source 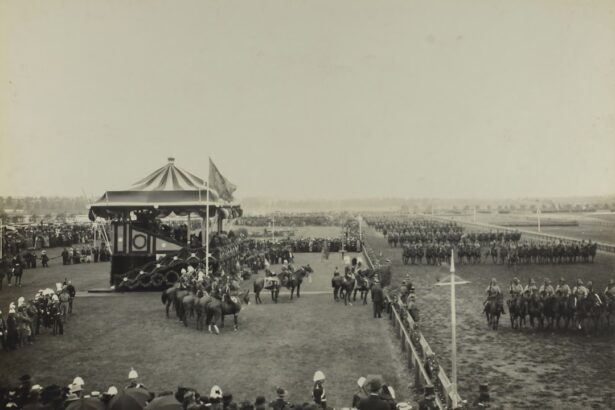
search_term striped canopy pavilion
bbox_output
[88,157,241,221]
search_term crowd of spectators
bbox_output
[236,215,334,227]
[2,224,95,257]
[0,371,419,410]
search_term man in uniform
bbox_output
[508,278,524,298]
[555,278,571,297]
[524,278,538,296]
[539,279,555,298]
[312,371,326,409]
[484,278,504,315]
[604,279,615,302]
[586,281,603,307]
[371,279,384,318]
[572,279,588,307]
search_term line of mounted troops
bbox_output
[486,239,599,265]
[0,280,75,351]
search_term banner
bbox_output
[209,158,237,202]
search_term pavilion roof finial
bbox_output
[168,157,175,163]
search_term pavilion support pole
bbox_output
[205,188,210,274]
[187,214,191,247]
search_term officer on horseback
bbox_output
[524,278,538,295]
[539,279,555,297]
[509,278,524,297]
[484,278,505,315]
[604,279,615,301]
[572,279,588,300]
[586,281,603,307]
[555,278,571,296]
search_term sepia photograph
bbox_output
[1,1,614,409]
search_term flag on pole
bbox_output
[209,158,237,202]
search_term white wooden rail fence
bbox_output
[361,241,463,410]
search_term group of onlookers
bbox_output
[60,246,110,265]
[0,370,425,410]
[236,215,334,227]
[2,223,95,256]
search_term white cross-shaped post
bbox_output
[435,249,470,408]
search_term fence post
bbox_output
[400,328,405,352]
[414,356,422,390]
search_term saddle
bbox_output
[264,277,280,290]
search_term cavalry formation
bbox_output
[366,217,599,267]
[485,278,615,332]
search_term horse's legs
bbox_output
[297,283,300,298]
[233,314,238,331]
[290,286,294,300]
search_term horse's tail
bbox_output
[161,290,168,305]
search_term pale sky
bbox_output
[1,0,614,200]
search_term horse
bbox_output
[333,273,356,306]
[555,294,575,329]
[205,289,250,333]
[195,290,215,331]
[604,297,615,328]
[527,294,544,329]
[161,285,190,319]
[507,295,527,329]
[485,296,502,330]
[179,291,199,327]
[575,294,603,332]
[253,275,281,304]
[280,265,313,299]
[352,274,372,305]
[542,294,558,329]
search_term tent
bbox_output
[88,158,242,221]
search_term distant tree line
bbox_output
[0,196,89,223]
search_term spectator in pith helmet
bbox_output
[72,377,84,388]
[312,371,326,409]
[269,388,290,410]
[210,386,223,410]
[125,367,147,390]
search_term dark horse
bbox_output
[485,296,503,330]
[205,289,250,333]
[575,294,603,332]
[527,294,544,329]
[332,273,356,306]
[555,294,575,329]
[161,285,190,319]
[507,295,527,329]
[542,295,558,329]
[352,273,372,305]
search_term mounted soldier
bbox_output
[539,279,555,298]
[604,279,615,302]
[524,278,538,296]
[555,278,571,297]
[509,278,524,298]
[484,278,505,315]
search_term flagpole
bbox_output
[450,248,458,408]
[205,165,210,275]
